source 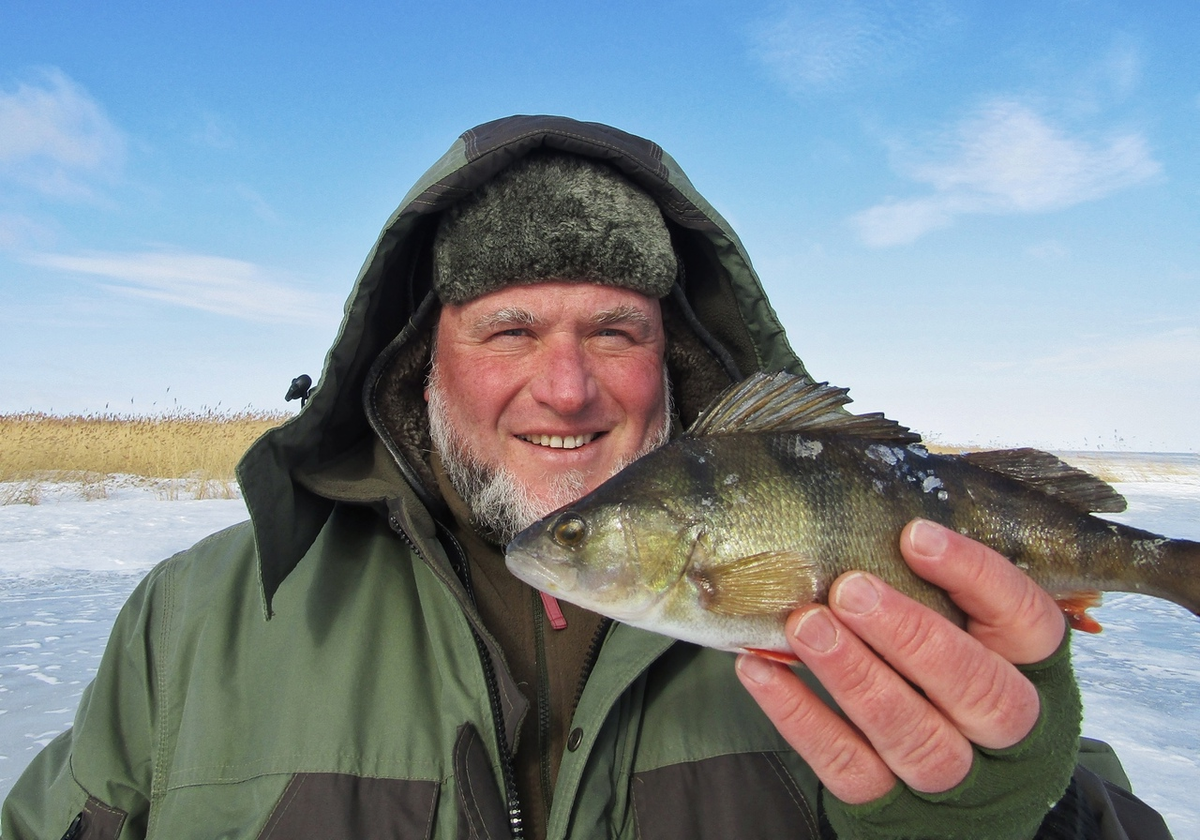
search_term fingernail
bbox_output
[792,608,838,652]
[908,518,948,559]
[835,572,880,615]
[737,654,775,685]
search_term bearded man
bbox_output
[3,117,1171,840]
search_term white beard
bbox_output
[427,365,672,543]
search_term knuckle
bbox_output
[947,657,1040,748]
[895,718,973,793]
[835,650,883,699]
[822,730,869,778]
[1011,579,1057,628]
[953,655,1012,716]
[887,607,942,661]
[745,666,816,729]
[773,687,819,731]
[936,530,1010,595]
[818,737,895,805]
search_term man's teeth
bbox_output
[521,433,597,450]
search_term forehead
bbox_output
[439,281,664,332]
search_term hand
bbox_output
[735,519,1067,805]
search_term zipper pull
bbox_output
[60,813,83,840]
[540,591,567,630]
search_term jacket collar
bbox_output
[236,114,811,617]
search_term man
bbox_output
[2,116,1171,839]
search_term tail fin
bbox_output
[1154,538,1200,618]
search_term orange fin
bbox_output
[746,647,801,664]
[1056,591,1103,634]
[689,549,820,616]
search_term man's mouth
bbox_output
[518,432,598,450]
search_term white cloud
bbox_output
[852,100,1161,246]
[748,0,953,94]
[27,250,339,327]
[0,68,125,199]
[0,213,56,251]
[1102,40,1141,100]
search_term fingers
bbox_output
[739,522,1061,805]
[787,603,976,796]
[827,571,1040,751]
[736,651,898,804]
[900,519,1065,665]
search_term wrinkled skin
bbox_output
[736,518,1063,803]
[427,281,669,525]
[435,281,1064,809]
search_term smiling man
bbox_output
[427,282,671,541]
[2,117,1173,840]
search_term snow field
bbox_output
[2,464,1198,836]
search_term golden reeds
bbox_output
[0,410,288,504]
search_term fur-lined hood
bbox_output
[236,115,811,615]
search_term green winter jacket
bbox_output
[0,116,1173,840]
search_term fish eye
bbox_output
[552,513,587,548]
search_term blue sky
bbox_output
[2,1,1197,451]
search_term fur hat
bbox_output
[432,153,677,305]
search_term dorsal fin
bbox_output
[686,371,921,443]
[962,448,1127,513]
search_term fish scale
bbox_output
[506,372,1200,657]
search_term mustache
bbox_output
[425,363,672,542]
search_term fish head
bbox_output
[505,499,694,621]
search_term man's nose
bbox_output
[530,340,596,414]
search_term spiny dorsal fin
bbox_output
[687,549,822,616]
[686,371,921,443]
[962,448,1127,514]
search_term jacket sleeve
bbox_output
[1,565,166,840]
[1032,739,1175,840]
[820,639,1177,840]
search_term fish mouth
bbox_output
[505,550,579,595]
[516,432,601,450]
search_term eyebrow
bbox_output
[591,304,656,332]
[472,307,539,332]
[469,303,656,334]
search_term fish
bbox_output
[505,371,1200,660]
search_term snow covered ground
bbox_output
[2,459,1199,836]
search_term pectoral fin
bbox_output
[688,549,821,616]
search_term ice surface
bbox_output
[0,485,249,800]
[1,464,1198,837]
[1073,471,1200,838]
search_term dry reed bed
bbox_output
[2,414,1193,505]
[1,410,288,504]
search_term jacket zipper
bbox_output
[387,511,525,839]
[533,590,554,816]
[571,617,613,717]
[59,813,83,840]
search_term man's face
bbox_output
[426,281,670,539]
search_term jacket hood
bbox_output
[237,115,811,615]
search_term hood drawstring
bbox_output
[539,591,567,630]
